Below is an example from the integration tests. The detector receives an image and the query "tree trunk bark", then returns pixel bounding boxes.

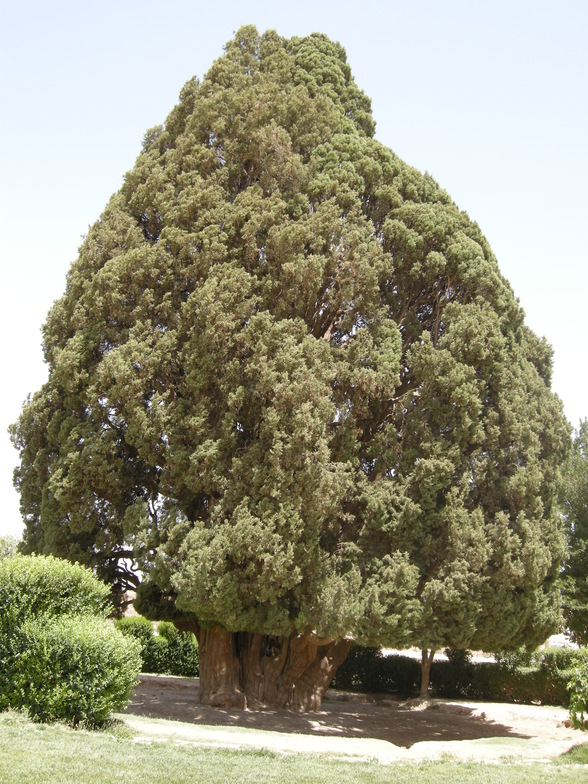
[191,625,351,711]
[420,648,436,698]
[196,626,247,708]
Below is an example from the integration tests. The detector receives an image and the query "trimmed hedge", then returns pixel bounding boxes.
[115,616,199,677]
[0,555,141,725]
[331,644,588,706]
[429,660,547,702]
[331,646,420,695]
[429,650,588,706]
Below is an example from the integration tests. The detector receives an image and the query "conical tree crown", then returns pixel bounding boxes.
[12,27,569,647]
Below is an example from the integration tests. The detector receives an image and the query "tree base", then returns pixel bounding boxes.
[187,625,351,711]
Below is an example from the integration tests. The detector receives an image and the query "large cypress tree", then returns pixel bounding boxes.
[11,26,569,708]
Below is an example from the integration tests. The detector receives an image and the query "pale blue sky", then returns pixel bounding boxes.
[1,0,586,537]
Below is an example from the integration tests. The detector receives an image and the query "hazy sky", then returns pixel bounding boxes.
[1,0,586,538]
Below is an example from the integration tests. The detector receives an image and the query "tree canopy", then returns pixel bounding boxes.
[11,26,570,708]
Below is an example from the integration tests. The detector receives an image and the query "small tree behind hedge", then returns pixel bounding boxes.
[0,555,141,724]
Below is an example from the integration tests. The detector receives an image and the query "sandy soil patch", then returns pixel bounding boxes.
[119,674,586,762]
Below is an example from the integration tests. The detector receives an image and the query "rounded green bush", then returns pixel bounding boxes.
[157,621,179,643]
[7,614,141,725]
[0,555,140,725]
[0,554,111,630]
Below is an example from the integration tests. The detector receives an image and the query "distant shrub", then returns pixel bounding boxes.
[538,648,588,706]
[430,651,475,698]
[115,616,155,647]
[331,645,419,695]
[540,647,588,672]
[157,622,199,677]
[114,617,199,677]
[114,616,164,673]
[493,647,539,672]
[444,648,472,667]
[331,646,386,692]
[383,654,421,695]
[0,555,140,725]
[430,659,545,702]
[157,621,178,642]
[5,614,141,725]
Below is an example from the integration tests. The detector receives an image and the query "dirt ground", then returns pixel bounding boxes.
[120,674,586,763]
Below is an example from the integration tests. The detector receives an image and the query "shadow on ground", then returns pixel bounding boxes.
[122,675,529,749]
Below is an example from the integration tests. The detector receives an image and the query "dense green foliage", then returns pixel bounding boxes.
[156,622,200,676]
[560,420,588,644]
[0,554,110,629]
[3,614,141,724]
[568,661,588,730]
[115,616,199,676]
[10,26,569,665]
[115,615,155,648]
[0,555,140,724]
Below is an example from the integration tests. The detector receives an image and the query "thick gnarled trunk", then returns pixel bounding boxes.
[193,626,351,711]
[197,626,247,709]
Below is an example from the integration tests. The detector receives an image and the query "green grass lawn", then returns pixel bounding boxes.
[0,711,586,784]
